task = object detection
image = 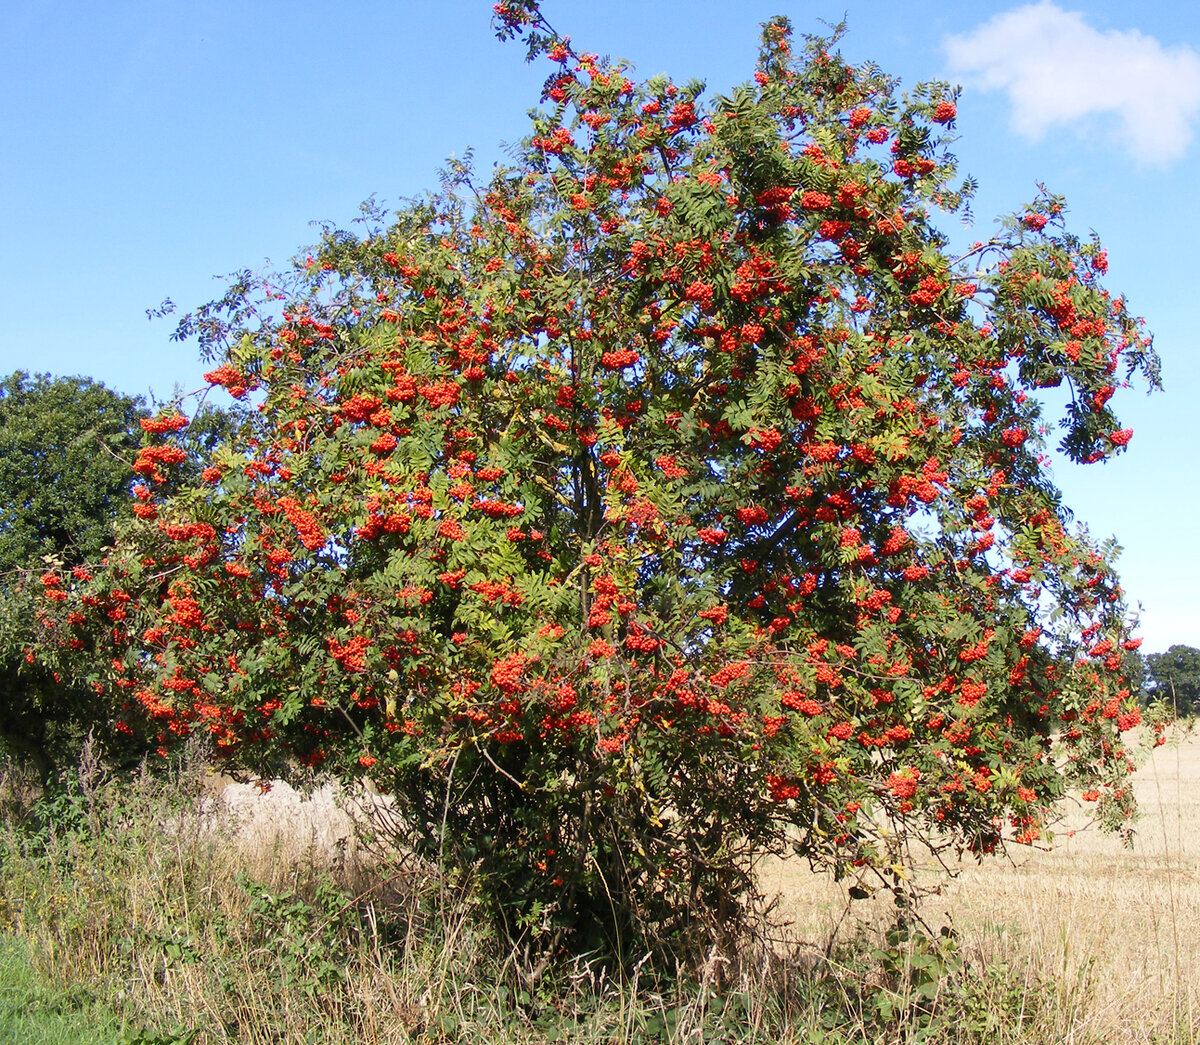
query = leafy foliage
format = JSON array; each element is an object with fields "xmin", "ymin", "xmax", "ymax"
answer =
[
  {"xmin": 1146, "ymin": 645, "xmax": 1200, "ymax": 714},
  {"xmin": 0, "ymin": 373, "xmax": 146, "ymax": 778},
  {"xmin": 0, "ymin": 372, "xmax": 145, "ymax": 575},
  {"xmin": 0, "ymin": 374, "xmax": 244, "ymax": 779},
  {"xmin": 36, "ymin": 5, "xmax": 1167, "ymax": 962}
]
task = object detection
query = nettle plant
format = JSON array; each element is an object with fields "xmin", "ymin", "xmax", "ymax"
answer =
[{"xmin": 39, "ymin": 2, "xmax": 1165, "ymax": 961}]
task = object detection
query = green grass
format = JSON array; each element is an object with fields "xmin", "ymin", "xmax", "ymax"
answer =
[{"xmin": 0, "ymin": 934, "xmax": 127, "ymax": 1045}]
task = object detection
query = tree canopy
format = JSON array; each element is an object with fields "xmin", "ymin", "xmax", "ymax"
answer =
[
  {"xmin": 34, "ymin": 3, "xmax": 1167, "ymax": 961},
  {"xmin": 0, "ymin": 372, "xmax": 146, "ymax": 575},
  {"xmin": 1146, "ymin": 645, "xmax": 1200, "ymax": 714}
]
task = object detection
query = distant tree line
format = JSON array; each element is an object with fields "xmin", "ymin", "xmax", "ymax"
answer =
[{"xmin": 1144, "ymin": 645, "xmax": 1200, "ymax": 714}]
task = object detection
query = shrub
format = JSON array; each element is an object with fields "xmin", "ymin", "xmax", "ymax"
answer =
[{"xmin": 37, "ymin": 2, "xmax": 1166, "ymax": 964}]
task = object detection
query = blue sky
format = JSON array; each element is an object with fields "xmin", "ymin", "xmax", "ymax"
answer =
[{"xmin": 2, "ymin": 0, "xmax": 1197, "ymax": 653}]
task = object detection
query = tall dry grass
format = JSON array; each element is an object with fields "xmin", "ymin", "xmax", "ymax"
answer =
[{"xmin": 2, "ymin": 730, "xmax": 1198, "ymax": 1043}]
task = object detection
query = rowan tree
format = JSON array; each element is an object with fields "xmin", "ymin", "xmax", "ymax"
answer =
[{"xmin": 37, "ymin": 4, "xmax": 1167, "ymax": 961}]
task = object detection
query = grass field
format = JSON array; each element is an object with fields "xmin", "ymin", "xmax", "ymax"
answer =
[
  {"xmin": 2, "ymin": 729, "xmax": 1198, "ymax": 1043},
  {"xmin": 0, "ymin": 935, "xmax": 128, "ymax": 1045}
]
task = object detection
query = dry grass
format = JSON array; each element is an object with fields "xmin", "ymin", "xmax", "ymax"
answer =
[
  {"xmin": 162, "ymin": 732, "xmax": 1200, "ymax": 1042},
  {"xmin": 5, "ymin": 731, "xmax": 1200, "ymax": 1043},
  {"xmin": 0, "ymin": 754, "xmax": 457, "ymax": 1045},
  {"xmin": 763, "ymin": 726, "xmax": 1200, "ymax": 1043}
]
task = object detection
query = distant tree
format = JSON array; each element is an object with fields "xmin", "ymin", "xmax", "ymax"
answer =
[
  {"xmin": 0, "ymin": 372, "xmax": 146, "ymax": 575},
  {"xmin": 1146, "ymin": 645, "xmax": 1200, "ymax": 714},
  {"xmin": 1122, "ymin": 647, "xmax": 1149, "ymax": 701}
]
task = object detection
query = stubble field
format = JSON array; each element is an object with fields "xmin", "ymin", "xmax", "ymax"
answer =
[{"xmin": 764, "ymin": 726, "xmax": 1200, "ymax": 1041}]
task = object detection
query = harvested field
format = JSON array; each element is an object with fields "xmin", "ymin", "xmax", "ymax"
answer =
[{"xmin": 764, "ymin": 727, "xmax": 1200, "ymax": 1041}]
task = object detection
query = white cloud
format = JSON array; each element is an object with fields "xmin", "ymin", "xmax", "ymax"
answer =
[{"xmin": 943, "ymin": 2, "xmax": 1200, "ymax": 164}]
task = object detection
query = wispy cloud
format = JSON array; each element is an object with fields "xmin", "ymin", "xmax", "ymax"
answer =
[{"xmin": 943, "ymin": 2, "xmax": 1200, "ymax": 164}]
